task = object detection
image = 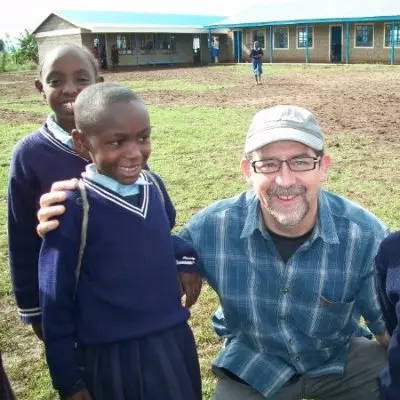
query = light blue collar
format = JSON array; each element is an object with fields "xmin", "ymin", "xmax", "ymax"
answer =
[
  {"xmin": 83, "ymin": 164, "xmax": 149, "ymax": 197},
  {"xmin": 46, "ymin": 114, "xmax": 73, "ymax": 149}
]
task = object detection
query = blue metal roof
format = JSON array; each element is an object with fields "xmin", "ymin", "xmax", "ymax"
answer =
[
  {"xmin": 56, "ymin": 10, "xmax": 226, "ymax": 27},
  {"xmin": 209, "ymin": 0, "xmax": 400, "ymax": 28}
]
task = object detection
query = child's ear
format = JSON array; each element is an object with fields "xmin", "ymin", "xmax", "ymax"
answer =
[
  {"xmin": 72, "ymin": 129, "xmax": 90, "ymax": 159},
  {"xmin": 97, "ymin": 76, "xmax": 104, "ymax": 83},
  {"xmin": 35, "ymin": 79, "xmax": 45, "ymax": 99}
]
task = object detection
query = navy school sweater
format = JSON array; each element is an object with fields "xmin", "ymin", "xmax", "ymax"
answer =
[
  {"xmin": 376, "ymin": 232, "xmax": 400, "ymax": 400},
  {"xmin": 7, "ymin": 125, "xmax": 159, "ymax": 324},
  {"xmin": 38, "ymin": 174, "xmax": 195, "ymax": 397}
]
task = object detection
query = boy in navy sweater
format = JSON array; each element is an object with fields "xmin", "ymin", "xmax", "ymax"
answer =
[
  {"xmin": 376, "ymin": 233, "xmax": 400, "ymax": 399},
  {"xmin": 39, "ymin": 82, "xmax": 202, "ymax": 400},
  {"xmin": 8, "ymin": 44, "xmax": 102, "ymax": 338}
]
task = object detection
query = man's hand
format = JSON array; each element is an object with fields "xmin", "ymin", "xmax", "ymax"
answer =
[
  {"xmin": 31, "ymin": 322, "xmax": 43, "ymax": 341},
  {"xmin": 375, "ymin": 330, "xmax": 391, "ymax": 347},
  {"xmin": 37, "ymin": 178, "xmax": 79, "ymax": 238},
  {"xmin": 66, "ymin": 389, "xmax": 92, "ymax": 400},
  {"xmin": 179, "ymin": 272, "xmax": 202, "ymax": 309}
]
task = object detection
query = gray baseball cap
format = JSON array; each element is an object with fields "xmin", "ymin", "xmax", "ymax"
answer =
[{"xmin": 244, "ymin": 105, "xmax": 325, "ymax": 153}]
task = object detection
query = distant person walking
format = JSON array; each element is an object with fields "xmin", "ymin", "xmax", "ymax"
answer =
[{"xmin": 250, "ymin": 40, "xmax": 264, "ymax": 85}]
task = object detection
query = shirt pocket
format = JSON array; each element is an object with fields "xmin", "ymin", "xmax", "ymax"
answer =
[{"xmin": 307, "ymin": 293, "xmax": 356, "ymax": 339}]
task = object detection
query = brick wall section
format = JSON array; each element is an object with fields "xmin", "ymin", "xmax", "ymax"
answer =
[
  {"xmin": 35, "ymin": 15, "xmax": 77, "ymax": 33},
  {"xmin": 37, "ymin": 34, "xmax": 83, "ymax": 64},
  {"xmin": 240, "ymin": 21, "xmax": 400, "ymax": 64}
]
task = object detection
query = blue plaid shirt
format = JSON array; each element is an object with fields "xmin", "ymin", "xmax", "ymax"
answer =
[{"xmin": 179, "ymin": 189, "xmax": 388, "ymax": 398}]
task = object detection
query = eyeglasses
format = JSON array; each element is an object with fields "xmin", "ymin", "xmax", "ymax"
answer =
[{"xmin": 251, "ymin": 156, "xmax": 321, "ymax": 174}]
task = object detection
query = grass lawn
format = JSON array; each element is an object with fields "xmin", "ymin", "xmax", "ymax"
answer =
[{"xmin": 1, "ymin": 63, "xmax": 400, "ymax": 399}]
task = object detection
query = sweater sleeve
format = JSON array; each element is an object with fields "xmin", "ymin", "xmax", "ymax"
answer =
[
  {"xmin": 39, "ymin": 192, "xmax": 86, "ymax": 397},
  {"xmin": 149, "ymin": 171, "xmax": 176, "ymax": 229},
  {"xmin": 8, "ymin": 141, "xmax": 42, "ymax": 323},
  {"xmin": 150, "ymin": 173, "xmax": 198, "ymax": 272},
  {"xmin": 376, "ymin": 243, "xmax": 398, "ymax": 335},
  {"xmin": 375, "ymin": 235, "xmax": 400, "ymax": 400}
]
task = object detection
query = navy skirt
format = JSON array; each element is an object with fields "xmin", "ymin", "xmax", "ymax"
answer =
[
  {"xmin": 81, "ymin": 322, "xmax": 202, "ymax": 400},
  {"xmin": 252, "ymin": 59, "xmax": 263, "ymax": 76},
  {"xmin": 0, "ymin": 354, "xmax": 15, "ymax": 400}
]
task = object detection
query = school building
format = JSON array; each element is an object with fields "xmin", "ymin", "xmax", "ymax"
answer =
[
  {"xmin": 208, "ymin": 0, "xmax": 400, "ymax": 65},
  {"xmin": 32, "ymin": 10, "xmax": 230, "ymax": 67},
  {"xmin": 33, "ymin": 1, "xmax": 400, "ymax": 66}
]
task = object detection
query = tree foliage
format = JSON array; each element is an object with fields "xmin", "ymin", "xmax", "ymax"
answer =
[{"xmin": 14, "ymin": 29, "xmax": 38, "ymax": 65}]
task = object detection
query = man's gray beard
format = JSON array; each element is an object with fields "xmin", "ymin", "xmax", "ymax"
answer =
[{"xmin": 266, "ymin": 185, "xmax": 309, "ymax": 227}]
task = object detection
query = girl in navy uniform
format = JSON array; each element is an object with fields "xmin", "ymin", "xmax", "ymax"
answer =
[
  {"xmin": 38, "ymin": 83, "xmax": 202, "ymax": 400},
  {"xmin": 249, "ymin": 40, "xmax": 264, "ymax": 85},
  {"xmin": 8, "ymin": 44, "xmax": 103, "ymax": 339}
]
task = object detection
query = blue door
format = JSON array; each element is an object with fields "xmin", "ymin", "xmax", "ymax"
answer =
[
  {"xmin": 234, "ymin": 31, "xmax": 242, "ymax": 63},
  {"xmin": 330, "ymin": 26, "xmax": 342, "ymax": 63}
]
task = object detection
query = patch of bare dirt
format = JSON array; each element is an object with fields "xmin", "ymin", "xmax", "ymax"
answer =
[{"xmin": 1, "ymin": 65, "xmax": 400, "ymax": 141}]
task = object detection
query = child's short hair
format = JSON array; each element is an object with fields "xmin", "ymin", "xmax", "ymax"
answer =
[
  {"xmin": 39, "ymin": 44, "xmax": 100, "ymax": 78},
  {"xmin": 74, "ymin": 82, "xmax": 142, "ymax": 133}
]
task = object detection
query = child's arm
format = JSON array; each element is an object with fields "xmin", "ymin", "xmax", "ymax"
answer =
[
  {"xmin": 39, "ymin": 192, "xmax": 87, "ymax": 398},
  {"xmin": 150, "ymin": 172, "xmax": 202, "ymax": 307},
  {"xmin": 8, "ymin": 143, "xmax": 43, "ymax": 332}
]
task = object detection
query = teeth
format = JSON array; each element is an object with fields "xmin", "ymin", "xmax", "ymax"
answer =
[
  {"xmin": 120, "ymin": 166, "xmax": 138, "ymax": 173},
  {"xmin": 277, "ymin": 195, "xmax": 296, "ymax": 200}
]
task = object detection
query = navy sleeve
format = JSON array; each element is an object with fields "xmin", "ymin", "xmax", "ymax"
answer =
[
  {"xmin": 8, "ymin": 140, "xmax": 42, "ymax": 323},
  {"xmin": 150, "ymin": 172, "xmax": 176, "ymax": 229},
  {"xmin": 39, "ymin": 191, "xmax": 86, "ymax": 397},
  {"xmin": 150, "ymin": 172, "xmax": 199, "ymax": 272},
  {"xmin": 376, "ymin": 240, "xmax": 398, "ymax": 335},
  {"xmin": 375, "ymin": 234, "xmax": 400, "ymax": 400}
]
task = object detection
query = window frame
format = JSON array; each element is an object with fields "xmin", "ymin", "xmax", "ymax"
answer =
[
  {"xmin": 354, "ymin": 23, "xmax": 374, "ymax": 49},
  {"xmin": 273, "ymin": 26, "xmax": 290, "ymax": 50},
  {"xmin": 296, "ymin": 26, "xmax": 314, "ymax": 49},
  {"xmin": 253, "ymin": 29, "xmax": 266, "ymax": 49},
  {"xmin": 384, "ymin": 23, "xmax": 400, "ymax": 48}
]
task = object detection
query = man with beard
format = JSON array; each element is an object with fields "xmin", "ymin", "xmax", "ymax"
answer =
[{"xmin": 178, "ymin": 105, "xmax": 390, "ymax": 400}]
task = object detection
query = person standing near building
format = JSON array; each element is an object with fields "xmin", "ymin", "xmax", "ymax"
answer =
[{"xmin": 250, "ymin": 40, "xmax": 264, "ymax": 85}]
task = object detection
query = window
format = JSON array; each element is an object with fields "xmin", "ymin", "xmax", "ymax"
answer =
[
  {"xmin": 117, "ymin": 34, "xmax": 132, "ymax": 54},
  {"xmin": 385, "ymin": 23, "xmax": 400, "ymax": 47},
  {"xmin": 274, "ymin": 27, "xmax": 289, "ymax": 49},
  {"xmin": 154, "ymin": 34, "xmax": 171, "ymax": 51},
  {"xmin": 297, "ymin": 26, "xmax": 313, "ymax": 48},
  {"xmin": 253, "ymin": 30, "xmax": 265, "ymax": 48},
  {"xmin": 355, "ymin": 25, "xmax": 373, "ymax": 47}
]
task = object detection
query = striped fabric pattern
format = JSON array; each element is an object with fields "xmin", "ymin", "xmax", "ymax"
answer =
[{"xmin": 179, "ymin": 189, "xmax": 388, "ymax": 398}]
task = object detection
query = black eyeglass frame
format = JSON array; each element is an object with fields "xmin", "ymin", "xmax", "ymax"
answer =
[{"xmin": 251, "ymin": 156, "xmax": 321, "ymax": 174}]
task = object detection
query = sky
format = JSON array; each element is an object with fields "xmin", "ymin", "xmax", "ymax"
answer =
[{"xmin": 1, "ymin": 0, "xmax": 268, "ymax": 40}]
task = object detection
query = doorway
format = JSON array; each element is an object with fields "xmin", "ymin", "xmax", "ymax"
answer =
[{"xmin": 330, "ymin": 26, "xmax": 342, "ymax": 63}]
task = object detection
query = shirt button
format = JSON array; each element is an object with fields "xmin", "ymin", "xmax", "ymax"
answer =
[
  {"xmin": 281, "ymin": 288, "xmax": 289, "ymax": 293},
  {"xmin": 279, "ymin": 315, "xmax": 286, "ymax": 320},
  {"xmin": 289, "ymin": 339, "xmax": 294, "ymax": 345},
  {"xmin": 295, "ymin": 356, "xmax": 300, "ymax": 361}
]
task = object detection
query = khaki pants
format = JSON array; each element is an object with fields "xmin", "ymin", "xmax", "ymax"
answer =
[{"xmin": 212, "ymin": 337, "xmax": 387, "ymax": 400}]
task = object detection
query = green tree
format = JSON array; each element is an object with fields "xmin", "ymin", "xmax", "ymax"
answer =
[{"xmin": 14, "ymin": 29, "xmax": 38, "ymax": 65}]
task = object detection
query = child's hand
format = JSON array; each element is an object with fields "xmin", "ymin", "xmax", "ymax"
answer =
[
  {"xmin": 66, "ymin": 389, "xmax": 92, "ymax": 400},
  {"xmin": 179, "ymin": 272, "xmax": 202, "ymax": 308},
  {"xmin": 31, "ymin": 322, "xmax": 43, "ymax": 340},
  {"xmin": 37, "ymin": 178, "xmax": 79, "ymax": 238}
]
